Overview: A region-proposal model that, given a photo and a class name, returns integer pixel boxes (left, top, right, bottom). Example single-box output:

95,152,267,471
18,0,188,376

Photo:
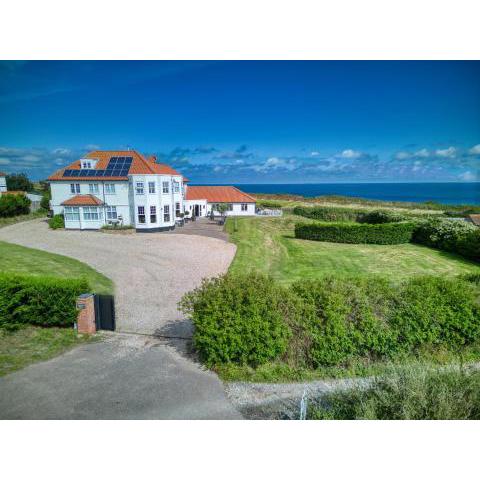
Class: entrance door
194,205,200,216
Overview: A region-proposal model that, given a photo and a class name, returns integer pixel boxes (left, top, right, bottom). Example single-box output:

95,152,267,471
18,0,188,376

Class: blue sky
0,60,479,183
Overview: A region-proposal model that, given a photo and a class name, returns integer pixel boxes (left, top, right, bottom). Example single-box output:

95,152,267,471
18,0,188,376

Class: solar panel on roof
62,169,72,177
70,170,80,177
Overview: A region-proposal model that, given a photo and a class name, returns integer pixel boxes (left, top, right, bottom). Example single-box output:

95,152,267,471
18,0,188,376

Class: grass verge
0,326,95,377
0,240,113,294
0,210,47,229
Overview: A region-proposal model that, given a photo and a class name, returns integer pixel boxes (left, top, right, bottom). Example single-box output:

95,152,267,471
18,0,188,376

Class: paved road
0,219,236,337
0,334,241,419
0,219,241,419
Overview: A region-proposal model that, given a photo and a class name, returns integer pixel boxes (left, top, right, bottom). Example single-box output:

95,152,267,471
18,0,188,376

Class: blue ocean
223,183,480,205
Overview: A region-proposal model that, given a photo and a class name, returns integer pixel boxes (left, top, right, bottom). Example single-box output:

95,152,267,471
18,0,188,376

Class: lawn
0,327,94,376
226,215,480,283
0,240,113,294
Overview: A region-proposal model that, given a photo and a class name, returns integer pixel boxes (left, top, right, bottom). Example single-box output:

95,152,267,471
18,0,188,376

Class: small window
175,202,181,217
106,206,117,220
225,203,233,211
150,205,157,223
148,182,156,194
105,183,115,194
162,181,170,194
241,203,248,211
70,183,80,194
81,160,92,169
64,206,80,221
163,205,170,222
83,207,100,221
89,183,99,194
137,206,146,224
173,181,180,193
136,182,144,195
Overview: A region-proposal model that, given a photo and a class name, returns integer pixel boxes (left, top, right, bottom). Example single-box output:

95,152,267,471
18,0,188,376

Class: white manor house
48,150,256,231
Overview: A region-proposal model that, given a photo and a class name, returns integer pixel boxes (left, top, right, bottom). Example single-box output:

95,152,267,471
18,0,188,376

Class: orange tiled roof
48,150,185,181
0,190,26,195
186,186,256,203
0,172,6,177
61,194,104,206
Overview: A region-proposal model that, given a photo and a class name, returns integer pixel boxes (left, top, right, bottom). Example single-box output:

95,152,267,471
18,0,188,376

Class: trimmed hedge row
0,274,89,330
293,205,363,222
294,221,416,244
412,218,480,262
179,273,480,368
0,194,31,218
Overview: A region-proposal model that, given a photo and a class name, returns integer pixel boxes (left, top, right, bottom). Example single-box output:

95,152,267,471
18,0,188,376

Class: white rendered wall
0,176,6,192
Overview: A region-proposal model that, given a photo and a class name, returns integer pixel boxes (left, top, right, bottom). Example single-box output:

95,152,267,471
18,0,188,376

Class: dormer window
80,158,98,169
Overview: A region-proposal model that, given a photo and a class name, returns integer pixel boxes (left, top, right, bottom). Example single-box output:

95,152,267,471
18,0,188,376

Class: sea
196,182,480,206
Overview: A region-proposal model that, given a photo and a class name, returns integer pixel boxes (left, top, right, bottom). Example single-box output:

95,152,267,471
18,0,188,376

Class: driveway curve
0,219,236,337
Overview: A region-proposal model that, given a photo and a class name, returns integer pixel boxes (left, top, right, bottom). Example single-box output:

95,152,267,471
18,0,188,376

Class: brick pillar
76,293,96,334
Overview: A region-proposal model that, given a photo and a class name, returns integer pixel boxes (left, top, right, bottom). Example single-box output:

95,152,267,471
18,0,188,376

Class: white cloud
310,151,320,157
394,151,411,160
458,171,477,181
0,158,11,165
340,149,361,159
468,144,480,155
252,157,297,172
414,148,430,158
435,146,457,158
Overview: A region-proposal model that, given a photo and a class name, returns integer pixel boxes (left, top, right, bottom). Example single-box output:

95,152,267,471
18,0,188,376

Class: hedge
294,221,416,244
48,214,65,229
293,206,363,222
357,209,407,224
412,218,479,262
179,273,480,368
0,274,89,330
0,193,31,218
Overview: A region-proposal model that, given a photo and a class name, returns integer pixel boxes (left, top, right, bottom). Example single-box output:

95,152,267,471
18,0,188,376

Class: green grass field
0,240,113,294
226,215,480,283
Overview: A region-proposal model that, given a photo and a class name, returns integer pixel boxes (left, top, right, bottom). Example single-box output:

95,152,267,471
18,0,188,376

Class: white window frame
83,206,100,221
175,202,181,217
81,160,92,169
137,206,146,224
136,182,144,195
163,205,170,222
150,205,157,223
89,183,99,194
106,206,117,220
70,183,80,194
241,203,248,211
64,206,80,221
105,183,116,194
173,181,180,193
162,181,170,194
148,181,156,194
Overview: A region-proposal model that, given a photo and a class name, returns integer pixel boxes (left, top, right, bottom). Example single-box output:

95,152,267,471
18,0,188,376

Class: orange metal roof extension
0,190,26,196
469,214,480,227
186,186,256,203
48,150,185,181
61,194,104,206
0,172,6,177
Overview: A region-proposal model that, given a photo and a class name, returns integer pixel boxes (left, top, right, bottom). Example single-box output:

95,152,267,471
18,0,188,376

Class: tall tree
6,173,34,192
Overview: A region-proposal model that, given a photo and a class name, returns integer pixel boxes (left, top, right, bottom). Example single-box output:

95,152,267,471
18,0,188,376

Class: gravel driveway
0,219,236,337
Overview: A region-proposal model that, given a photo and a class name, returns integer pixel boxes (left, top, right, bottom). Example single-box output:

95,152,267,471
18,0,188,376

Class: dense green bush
412,218,479,262
0,274,89,330
293,205,363,222
178,272,295,367
40,191,51,211
295,221,416,244
5,173,34,192
357,209,407,224
257,199,283,209
308,367,480,419
180,273,480,369
48,214,65,229
0,193,31,217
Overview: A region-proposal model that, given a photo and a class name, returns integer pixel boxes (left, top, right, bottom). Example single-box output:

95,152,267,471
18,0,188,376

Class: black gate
94,294,115,331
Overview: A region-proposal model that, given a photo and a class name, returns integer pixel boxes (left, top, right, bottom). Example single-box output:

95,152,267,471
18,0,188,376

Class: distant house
47,149,256,231
467,214,480,227
0,172,6,193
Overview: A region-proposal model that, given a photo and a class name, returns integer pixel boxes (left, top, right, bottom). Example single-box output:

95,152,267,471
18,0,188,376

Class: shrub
40,191,51,211
291,277,397,367
294,221,415,244
0,274,89,330
48,214,65,229
308,367,480,419
357,209,407,224
178,273,296,367
412,218,479,261
293,206,363,222
257,200,283,209
392,276,480,350
0,193,31,217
